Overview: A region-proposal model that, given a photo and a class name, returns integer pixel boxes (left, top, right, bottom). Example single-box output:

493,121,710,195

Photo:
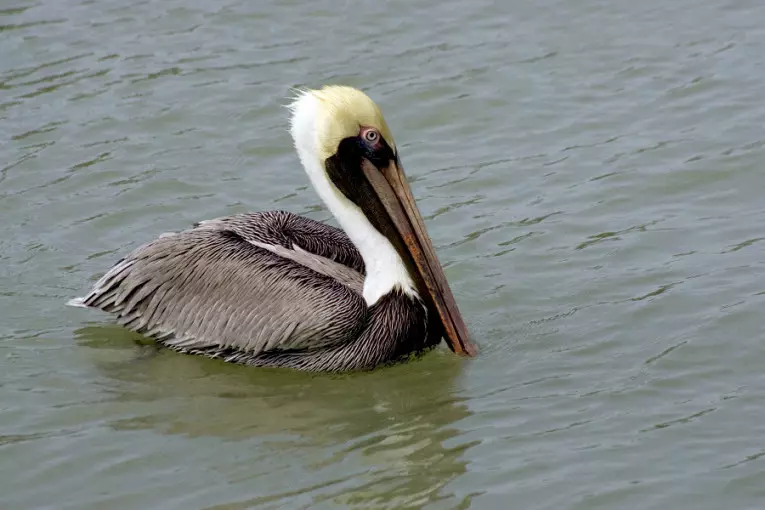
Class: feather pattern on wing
80,211,369,357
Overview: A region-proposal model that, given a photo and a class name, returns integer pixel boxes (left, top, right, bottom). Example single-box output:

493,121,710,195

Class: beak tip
446,337,478,357
460,342,479,357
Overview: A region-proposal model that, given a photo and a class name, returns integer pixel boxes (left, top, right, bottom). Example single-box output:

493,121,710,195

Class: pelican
69,85,477,372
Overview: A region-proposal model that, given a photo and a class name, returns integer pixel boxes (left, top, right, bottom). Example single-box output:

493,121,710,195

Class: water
2,0,764,508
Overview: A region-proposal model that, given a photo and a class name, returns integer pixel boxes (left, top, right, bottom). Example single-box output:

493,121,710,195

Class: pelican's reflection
75,325,475,508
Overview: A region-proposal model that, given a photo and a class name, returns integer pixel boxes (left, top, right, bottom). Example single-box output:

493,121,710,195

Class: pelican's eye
361,127,380,144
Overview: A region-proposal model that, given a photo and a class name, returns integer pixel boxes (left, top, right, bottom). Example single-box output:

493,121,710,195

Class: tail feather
66,297,88,308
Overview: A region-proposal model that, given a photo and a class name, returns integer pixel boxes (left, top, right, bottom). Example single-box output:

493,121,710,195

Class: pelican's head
288,85,476,357
295,85,396,161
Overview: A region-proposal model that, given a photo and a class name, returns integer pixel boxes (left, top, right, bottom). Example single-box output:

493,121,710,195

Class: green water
2,0,764,508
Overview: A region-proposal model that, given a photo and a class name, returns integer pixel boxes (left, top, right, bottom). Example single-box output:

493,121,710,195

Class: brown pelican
69,85,477,371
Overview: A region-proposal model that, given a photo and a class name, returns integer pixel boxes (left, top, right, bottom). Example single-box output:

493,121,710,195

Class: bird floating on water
69,85,477,371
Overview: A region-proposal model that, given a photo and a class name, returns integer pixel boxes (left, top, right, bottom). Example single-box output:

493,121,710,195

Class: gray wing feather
194,210,365,274
78,211,367,356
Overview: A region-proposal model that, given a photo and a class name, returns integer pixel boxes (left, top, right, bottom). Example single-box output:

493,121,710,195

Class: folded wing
78,211,368,358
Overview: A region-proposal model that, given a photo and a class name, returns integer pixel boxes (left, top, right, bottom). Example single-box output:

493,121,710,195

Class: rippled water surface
2,0,765,508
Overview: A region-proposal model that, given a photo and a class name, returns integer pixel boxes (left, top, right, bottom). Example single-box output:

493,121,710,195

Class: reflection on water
75,325,475,508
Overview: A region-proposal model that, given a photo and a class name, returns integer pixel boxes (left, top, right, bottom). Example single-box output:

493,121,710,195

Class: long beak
361,158,478,357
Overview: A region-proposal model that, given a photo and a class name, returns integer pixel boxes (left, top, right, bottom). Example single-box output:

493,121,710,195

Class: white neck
289,92,417,306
